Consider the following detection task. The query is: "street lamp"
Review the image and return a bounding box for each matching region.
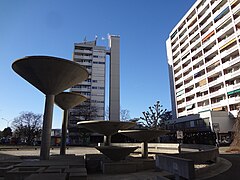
[1,118,12,128]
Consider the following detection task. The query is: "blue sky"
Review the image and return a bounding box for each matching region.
[0,0,196,130]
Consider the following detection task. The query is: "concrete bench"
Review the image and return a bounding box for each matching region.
[24,173,67,180]
[85,154,109,173]
[5,166,45,180]
[0,161,22,177]
[156,154,195,180]
[102,161,137,174]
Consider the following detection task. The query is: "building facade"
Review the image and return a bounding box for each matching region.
[68,35,120,145]
[166,0,239,142]
[68,39,107,144]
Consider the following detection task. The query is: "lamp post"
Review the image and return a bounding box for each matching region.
[1,118,12,128]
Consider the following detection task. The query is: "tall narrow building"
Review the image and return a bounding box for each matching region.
[68,39,107,144]
[166,0,239,141]
[68,35,120,144]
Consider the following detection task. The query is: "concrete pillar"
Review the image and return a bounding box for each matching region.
[141,142,148,158]
[109,35,120,121]
[104,135,112,146]
[60,110,68,155]
[40,94,54,160]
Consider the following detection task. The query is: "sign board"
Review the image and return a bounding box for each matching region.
[212,123,220,132]
[176,130,183,139]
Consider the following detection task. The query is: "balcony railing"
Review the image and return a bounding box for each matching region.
[198,0,208,13]
[200,84,208,92]
[211,99,226,108]
[177,94,184,101]
[74,49,92,54]
[175,78,183,85]
[185,89,195,97]
[215,13,231,28]
[211,0,222,10]
[178,111,187,117]
[175,69,182,77]
[177,102,186,108]
[209,88,225,98]
[232,3,240,14]
[204,45,218,57]
[228,96,240,104]
[218,33,236,48]
[205,55,219,67]
[213,4,229,18]
[174,62,181,70]
[216,22,233,39]
[222,56,240,69]
[226,83,240,92]
[220,44,238,58]
[208,77,223,87]
[189,30,200,42]
[184,71,193,80]
[186,99,195,105]
[207,66,221,77]
[234,15,240,24]
[198,105,210,112]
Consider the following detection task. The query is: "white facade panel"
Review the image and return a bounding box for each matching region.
[166,0,240,130]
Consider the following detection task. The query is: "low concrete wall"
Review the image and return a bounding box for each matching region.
[104,143,219,164]
[98,143,179,154]
[176,144,219,163]
[156,154,195,180]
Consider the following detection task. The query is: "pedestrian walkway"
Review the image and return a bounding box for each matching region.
[0,146,239,179]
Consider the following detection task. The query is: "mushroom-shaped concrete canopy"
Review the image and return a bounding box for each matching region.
[55,92,87,110]
[118,129,169,142]
[55,92,87,155]
[12,56,89,95]
[77,120,136,136]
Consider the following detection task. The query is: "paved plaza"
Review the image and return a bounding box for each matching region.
[0,146,239,179]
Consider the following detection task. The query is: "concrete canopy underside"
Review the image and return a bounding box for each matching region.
[55,92,87,110]
[12,56,89,95]
[77,120,135,136]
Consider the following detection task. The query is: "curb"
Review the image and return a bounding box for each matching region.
[195,157,232,179]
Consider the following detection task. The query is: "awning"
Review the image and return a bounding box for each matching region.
[227,88,240,95]
[213,107,223,111]
[220,38,236,51]
[231,0,238,5]
[202,31,215,42]
[214,7,230,22]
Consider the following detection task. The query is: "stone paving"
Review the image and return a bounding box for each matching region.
[0,146,100,159]
[0,146,237,180]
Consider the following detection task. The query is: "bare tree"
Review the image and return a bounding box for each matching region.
[105,106,130,120]
[69,102,99,145]
[2,127,12,138]
[12,112,42,145]
[139,101,171,129]
[121,108,130,121]
[74,102,98,121]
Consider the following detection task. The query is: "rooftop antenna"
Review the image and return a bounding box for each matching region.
[83,36,87,43]
[95,35,98,45]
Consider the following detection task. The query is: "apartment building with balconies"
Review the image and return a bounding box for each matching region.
[166,0,239,142]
